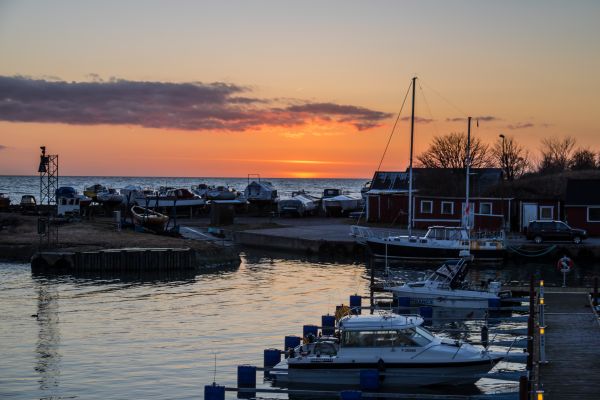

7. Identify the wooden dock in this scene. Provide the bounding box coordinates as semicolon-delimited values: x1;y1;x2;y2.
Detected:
538;291;600;399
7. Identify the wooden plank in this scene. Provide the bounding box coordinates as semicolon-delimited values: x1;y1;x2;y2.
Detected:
539;292;600;399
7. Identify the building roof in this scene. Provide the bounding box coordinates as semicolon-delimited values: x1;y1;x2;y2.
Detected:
566;179;600;205
369;168;503;196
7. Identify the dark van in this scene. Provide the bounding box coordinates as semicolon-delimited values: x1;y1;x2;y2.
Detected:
526;220;587;244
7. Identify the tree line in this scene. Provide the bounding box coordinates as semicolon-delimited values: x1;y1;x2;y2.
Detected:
416;133;599;180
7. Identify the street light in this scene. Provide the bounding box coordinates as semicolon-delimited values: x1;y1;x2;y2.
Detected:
499;134;506;179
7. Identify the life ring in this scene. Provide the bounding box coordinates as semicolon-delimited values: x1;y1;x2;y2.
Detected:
556;256;574;272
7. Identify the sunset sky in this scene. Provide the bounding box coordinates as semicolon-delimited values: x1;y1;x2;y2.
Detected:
1;1;599;178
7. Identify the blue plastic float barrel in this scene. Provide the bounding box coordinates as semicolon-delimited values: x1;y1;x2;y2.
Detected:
263;348;281;368
340;390;362;400
359;369;379;391
204;383;225;400
321;315;336;336
237;365;256;388
284;335;301;350
303;324;319;338
349;295;362;315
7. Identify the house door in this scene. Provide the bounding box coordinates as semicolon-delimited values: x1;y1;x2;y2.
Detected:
522;203;538;231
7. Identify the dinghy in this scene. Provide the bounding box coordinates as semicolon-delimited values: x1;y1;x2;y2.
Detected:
131;205;169;232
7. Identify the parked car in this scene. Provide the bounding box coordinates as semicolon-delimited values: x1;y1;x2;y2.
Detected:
526;220;587;244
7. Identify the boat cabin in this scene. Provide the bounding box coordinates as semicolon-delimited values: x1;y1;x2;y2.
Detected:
338;314;431;348
424;226;469;242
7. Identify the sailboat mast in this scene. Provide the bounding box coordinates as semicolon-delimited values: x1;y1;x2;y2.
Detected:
407;77;416;236
465;116;471;229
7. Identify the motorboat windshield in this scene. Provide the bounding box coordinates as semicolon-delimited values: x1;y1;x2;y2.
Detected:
341;326;434;348
424;227;468;241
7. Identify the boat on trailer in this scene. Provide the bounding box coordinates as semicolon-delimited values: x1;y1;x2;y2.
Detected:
278;191;320;216
384;257;512;308
271;313;503;388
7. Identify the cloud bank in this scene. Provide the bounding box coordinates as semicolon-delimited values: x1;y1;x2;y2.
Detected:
0;76;392;131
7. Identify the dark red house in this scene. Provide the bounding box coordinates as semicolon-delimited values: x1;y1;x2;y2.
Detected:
565;179;600;235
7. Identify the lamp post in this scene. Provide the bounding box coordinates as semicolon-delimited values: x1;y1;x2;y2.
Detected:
499;134;506;179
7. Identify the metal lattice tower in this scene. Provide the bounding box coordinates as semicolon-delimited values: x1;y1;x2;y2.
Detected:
38;146;59;206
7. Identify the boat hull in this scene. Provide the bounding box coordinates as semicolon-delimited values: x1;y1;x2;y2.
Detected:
389;290;500;308
273;358;501;387
366;239;505;261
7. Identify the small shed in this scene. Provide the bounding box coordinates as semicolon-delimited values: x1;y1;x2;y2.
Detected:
565;179;600;235
210;200;236;226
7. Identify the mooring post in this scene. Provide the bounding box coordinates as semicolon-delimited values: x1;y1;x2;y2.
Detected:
527;275;535;373
539;280;547;364
519;375;529;400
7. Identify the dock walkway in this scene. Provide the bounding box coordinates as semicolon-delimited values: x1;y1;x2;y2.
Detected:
539;291;600;399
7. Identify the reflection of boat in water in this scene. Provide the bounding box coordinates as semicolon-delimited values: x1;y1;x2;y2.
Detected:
131;206;169;232
364;226;505;262
385;258;511;308
271;313;503;388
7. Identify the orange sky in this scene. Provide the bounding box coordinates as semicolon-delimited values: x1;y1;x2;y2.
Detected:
1;1;599;178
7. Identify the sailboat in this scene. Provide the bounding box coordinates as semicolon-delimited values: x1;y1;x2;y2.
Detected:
361;79;505;262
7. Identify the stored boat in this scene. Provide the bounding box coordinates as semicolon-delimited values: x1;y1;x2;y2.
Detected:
244;176;278;204
131;206;169;232
142;188;206;208
20;195;37;211
384;257;511;308
278;191;320;216
96;188;124;207
322;194;361;216
0;193;10;210
83;184;107;200
271;313;503;387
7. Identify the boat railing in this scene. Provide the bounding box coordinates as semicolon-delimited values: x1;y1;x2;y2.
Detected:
471;230;506;241
350;225;396;242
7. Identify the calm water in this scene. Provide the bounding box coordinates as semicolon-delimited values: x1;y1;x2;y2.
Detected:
8;250;593;399
0;176;367;204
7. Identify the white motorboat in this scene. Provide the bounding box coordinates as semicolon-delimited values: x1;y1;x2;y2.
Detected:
271;313;503;388
278;191;320;216
364;226;505;261
384;258;511;308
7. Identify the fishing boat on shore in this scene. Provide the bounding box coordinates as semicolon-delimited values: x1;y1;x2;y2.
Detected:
271;312;503;387
0;193;11;210
384;257;511;308
84;184;107;200
322;194;361;216
131;205;169;232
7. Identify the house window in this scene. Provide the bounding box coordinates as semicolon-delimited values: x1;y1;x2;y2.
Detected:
420;200;433;214
539;206;553;220
441;201;454;215
588;207;600;222
479;202;492;215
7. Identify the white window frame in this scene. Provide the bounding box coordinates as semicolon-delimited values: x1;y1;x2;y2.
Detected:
539;206;554;220
441;201;454;215
479;202;493;215
420;200;433;214
587;206;600;222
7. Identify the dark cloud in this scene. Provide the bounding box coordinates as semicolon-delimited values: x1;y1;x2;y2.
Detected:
400;116;435;124
507;122;535;130
446;115;498;122
0;76;390;131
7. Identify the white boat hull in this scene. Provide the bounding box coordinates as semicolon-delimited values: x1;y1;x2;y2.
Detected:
137;198;206;207
272;358;501;387
390;290;500;308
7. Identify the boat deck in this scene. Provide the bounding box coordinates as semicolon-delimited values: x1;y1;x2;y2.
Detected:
539;291;600;399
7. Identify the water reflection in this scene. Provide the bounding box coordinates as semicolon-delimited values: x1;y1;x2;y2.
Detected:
34;279;61;393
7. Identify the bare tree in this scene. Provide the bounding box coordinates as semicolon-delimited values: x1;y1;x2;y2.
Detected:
492;135;530;180
538;136;576;174
570;148;597;170
417;132;493;169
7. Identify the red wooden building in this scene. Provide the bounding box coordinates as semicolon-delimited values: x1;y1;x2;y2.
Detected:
564;179;600;235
